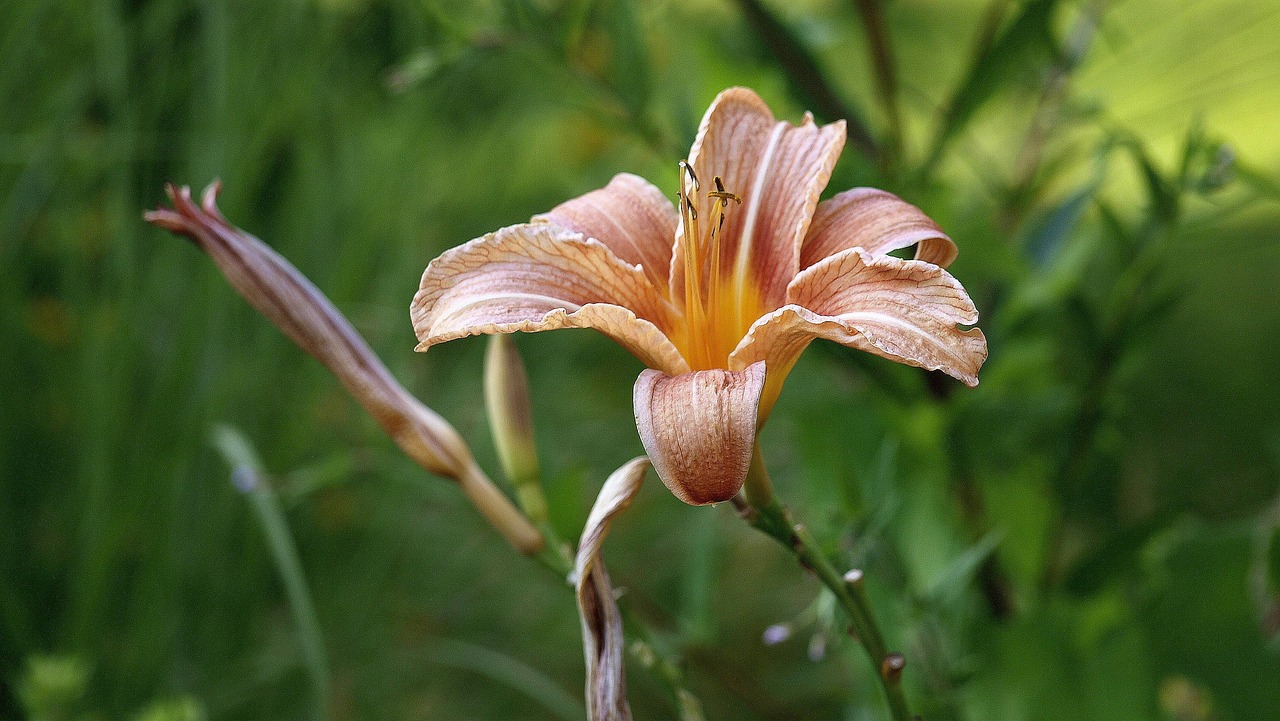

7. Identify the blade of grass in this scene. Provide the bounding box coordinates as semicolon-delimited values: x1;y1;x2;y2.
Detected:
211;425;330;721
412;638;584;721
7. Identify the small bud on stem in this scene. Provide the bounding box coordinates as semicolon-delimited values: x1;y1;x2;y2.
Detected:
484;335;548;524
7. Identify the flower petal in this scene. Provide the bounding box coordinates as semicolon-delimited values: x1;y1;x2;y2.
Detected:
413;222;690;375
633;362;766;505
730;249;986;398
535;173;679;293
800;188;958;270
672;87;846;311
574;456;650;721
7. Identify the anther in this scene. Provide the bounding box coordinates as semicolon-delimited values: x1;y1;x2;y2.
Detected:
706;175;741;205
678;160;700;220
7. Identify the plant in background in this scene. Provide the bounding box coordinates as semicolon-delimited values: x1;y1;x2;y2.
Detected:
81;1;1273;719
148;86;986;721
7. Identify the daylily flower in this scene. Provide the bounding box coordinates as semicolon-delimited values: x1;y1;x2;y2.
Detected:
412;87;986;505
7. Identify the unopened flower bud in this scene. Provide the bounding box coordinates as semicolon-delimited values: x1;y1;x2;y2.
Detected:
484;335;547;524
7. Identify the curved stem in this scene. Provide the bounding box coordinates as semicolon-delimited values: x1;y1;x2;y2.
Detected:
733;0;882;163
737;464;911;721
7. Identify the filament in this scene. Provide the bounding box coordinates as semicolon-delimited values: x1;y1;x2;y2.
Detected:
676;161;741;369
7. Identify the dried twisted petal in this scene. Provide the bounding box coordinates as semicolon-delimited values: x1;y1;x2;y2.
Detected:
574;457;650;721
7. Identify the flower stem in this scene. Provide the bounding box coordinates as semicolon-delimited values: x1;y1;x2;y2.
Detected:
738;463;911;721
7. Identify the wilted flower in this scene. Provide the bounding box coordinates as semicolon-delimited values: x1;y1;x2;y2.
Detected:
413;87;986;506
146;184;544;554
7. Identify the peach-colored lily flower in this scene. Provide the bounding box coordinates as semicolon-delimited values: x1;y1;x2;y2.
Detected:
412;87;986;505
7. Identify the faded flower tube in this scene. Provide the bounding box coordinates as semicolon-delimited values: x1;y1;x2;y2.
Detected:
146;183;543;555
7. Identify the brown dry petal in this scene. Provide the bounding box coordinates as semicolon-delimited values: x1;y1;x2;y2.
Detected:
800;187;958;270
413;222;689;376
671;87;846;311
535;172;679;293
574;456;651;721
147;183;470;478
145;183;543;554
732;248;986;389
633;362;766;505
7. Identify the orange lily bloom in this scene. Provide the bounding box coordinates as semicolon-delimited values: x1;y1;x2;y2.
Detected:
412;88;986;505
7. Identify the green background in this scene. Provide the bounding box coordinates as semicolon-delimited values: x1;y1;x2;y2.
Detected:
2;1;1278;719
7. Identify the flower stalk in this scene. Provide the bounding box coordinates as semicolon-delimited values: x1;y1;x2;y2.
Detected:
739;460;911;721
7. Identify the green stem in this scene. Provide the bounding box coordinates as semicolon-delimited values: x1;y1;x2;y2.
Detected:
852;0;903;175
738;468;910;721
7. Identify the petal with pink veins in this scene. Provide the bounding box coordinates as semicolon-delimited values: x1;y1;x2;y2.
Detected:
413;223;689;375
730;249;986;414
535;173;679;293
671;87;846;312
633;362;766;505
801;188;958;270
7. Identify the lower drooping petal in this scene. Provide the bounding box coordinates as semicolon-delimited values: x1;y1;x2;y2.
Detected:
730;248;986;407
412;222;690;375
633;362;766;505
800;188;958;270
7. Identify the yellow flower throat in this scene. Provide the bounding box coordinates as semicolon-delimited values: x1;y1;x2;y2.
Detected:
677;161;758;370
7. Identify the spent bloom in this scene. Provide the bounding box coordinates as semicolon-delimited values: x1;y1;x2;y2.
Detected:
145;183;544;554
412;87;987;505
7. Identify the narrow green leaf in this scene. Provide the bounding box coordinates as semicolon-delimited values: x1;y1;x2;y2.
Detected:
926;0;1061;168
1235;162;1280;203
211;425;330;721
415;638;584;721
1024;139;1114;265
502;0;546;35
598;0;652;112
924;532;1003;606
1121;140;1179;225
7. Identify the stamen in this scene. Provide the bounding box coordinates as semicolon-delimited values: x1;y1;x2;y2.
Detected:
678;161;704;364
705;176;740;357
676;163;742;368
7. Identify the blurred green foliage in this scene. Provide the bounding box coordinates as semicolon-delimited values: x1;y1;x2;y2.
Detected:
2;0;1279;719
